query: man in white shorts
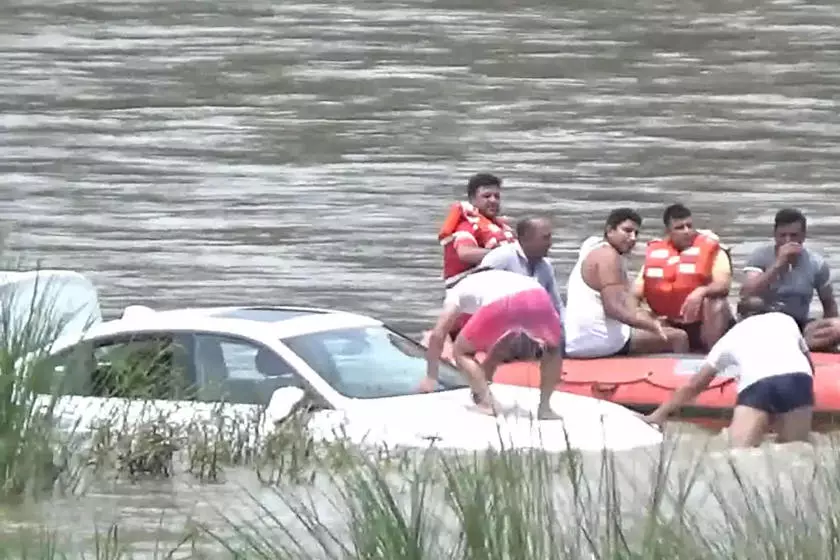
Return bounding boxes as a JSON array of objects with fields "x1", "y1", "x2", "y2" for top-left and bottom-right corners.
[
  {"x1": 420, "y1": 268, "x2": 564, "y2": 419},
  {"x1": 644, "y1": 296, "x2": 815, "y2": 447}
]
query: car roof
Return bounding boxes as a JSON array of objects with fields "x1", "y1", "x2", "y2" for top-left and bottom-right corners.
[{"x1": 72, "y1": 305, "x2": 385, "y2": 346}]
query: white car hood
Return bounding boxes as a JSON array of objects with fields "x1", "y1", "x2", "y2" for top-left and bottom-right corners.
[
  {"x1": 293, "y1": 384, "x2": 663, "y2": 454},
  {"x1": 37, "y1": 384, "x2": 662, "y2": 456}
]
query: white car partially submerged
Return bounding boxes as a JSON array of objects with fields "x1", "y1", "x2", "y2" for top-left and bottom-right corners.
[{"x1": 10, "y1": 271, "x2": 663, "y2": 454}]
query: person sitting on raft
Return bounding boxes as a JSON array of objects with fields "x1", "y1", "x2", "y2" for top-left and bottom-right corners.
[
  {"x1": 420, "y1": 268, "x2": 564, "y2": 420},
  {"x1": 437, "y1": 172, "x2": 516, "y2": 339},
  {"x1": 631, "y1": 203, "x2": 735, "y2": 352},
  {"x1": 438, "y1": 172, "x2": 516, "y2": 286},
  {"x1": 563, "y1": 208, "x2": 690, "y2": 358},
  {"x1": 740, "y1": 208, "x2": 840, "y2": 352},
  {"x1": 644, "y1": 296, "x2": 815, "y2": 448}
]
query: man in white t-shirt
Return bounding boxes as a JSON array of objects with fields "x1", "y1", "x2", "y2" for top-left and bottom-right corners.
[
  {"x1": 420, "y1": 268, "x2": 564, "y2": 419},
  {"x1": 644, "y1": 296, "x2": 815, "y2": 447}
]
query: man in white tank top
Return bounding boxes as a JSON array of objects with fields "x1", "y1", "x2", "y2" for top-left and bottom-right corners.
[
  {"x1": 420, "y1": 268, "x2": 564, "y2": 419},
  {"x1": 564, "y1": 208, "x2": 690, "y2": 358},
  {"x1": 644, "y1": 296, "x2": 815, "y2": 447}
]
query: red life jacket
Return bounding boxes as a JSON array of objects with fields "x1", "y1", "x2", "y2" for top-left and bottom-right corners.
[
  {"x1": 438, "y1": 201, "x2": 515, "y2": 280},
  {"x1": 642, "y1": 233, "x2": 720, "y2": 320}
]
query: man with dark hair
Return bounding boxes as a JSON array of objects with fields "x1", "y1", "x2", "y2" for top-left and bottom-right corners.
[
  {"x1": 438, "y1": 173, "x2": 516, "y2": 284},
  {"x1": 644, "y1": 295, "x2": 815, "y2": 448},
  {"x1": 564, "y1": 208, "x2": 689, "y2": 358},
  {"x1": 436, "y1": 173, "x2": 517, "y2": 340},
  {"x1": 632, "y1": 203, "x2": 734, "y2": 352},
  {"x1": 740, "y1": 208, "x2": 840, "y2": 350}
]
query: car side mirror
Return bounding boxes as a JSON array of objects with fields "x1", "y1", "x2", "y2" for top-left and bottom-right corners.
[{"x1": 265, "y1": 386, "x2": 306, "y2": 423}]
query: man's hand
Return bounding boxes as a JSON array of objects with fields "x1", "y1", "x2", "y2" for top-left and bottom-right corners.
[
  {"x1": 775, "y1": 242, "x2": 802, "y2": 268},
  {"x1": 680, "y1": 287, "x2": 707, "y2": 323},
  {"x1": 641, "y1": 411, "x2": 666, "y2": 429},
  {"x1": 640, "y1": 312, "x2": 668, "y2": 341}
]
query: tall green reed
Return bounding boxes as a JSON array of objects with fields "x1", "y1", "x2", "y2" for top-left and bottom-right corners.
[{"x1": 0, "y1": 266, "x2": 100, "y2": 501}]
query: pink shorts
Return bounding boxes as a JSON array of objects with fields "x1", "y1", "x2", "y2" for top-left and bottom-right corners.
[{"x1": 458, "y1": 288, "x2": 563, "y2": 352}]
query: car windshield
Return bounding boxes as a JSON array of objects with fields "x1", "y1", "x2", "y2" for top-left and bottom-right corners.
[{"x1": 281, "y1": 326, "x2": 469, "y2": 399}]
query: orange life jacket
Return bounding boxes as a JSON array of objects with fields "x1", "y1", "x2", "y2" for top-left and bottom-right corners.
[
  {"x1": 642, "y1": 233, "x2": 720, "y2": 320},
  {"x1": 438, "y1": 201, "x2": 515, "y2": 279}
]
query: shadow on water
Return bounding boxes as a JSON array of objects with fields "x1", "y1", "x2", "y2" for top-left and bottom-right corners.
[{"x1": 0, "y1": 0, "x2": 839, "y2": 552}]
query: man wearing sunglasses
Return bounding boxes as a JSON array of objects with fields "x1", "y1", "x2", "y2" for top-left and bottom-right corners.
[{"x1": 632, "y1": 203, "x2": 735, "y2": 352}]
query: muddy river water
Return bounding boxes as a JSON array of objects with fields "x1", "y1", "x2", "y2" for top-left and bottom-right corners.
[{"x1": 1, "y1": 0, "x2": 839, "y2": 554}]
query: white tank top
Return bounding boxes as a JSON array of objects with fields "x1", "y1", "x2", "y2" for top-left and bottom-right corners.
[{"x1": 564, "y1": 236, "x2": 632, "y2": 358}]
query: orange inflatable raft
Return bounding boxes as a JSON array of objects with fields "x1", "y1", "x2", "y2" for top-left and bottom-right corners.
[
  {"x1": 425, "y1": 332, "x2": 840, "y2": 431},
  {"x1": 492, "y1": 352, "x2": 840, "y2": 432}
]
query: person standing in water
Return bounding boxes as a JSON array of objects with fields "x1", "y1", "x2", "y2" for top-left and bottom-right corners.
[
  {"x1": 420, "y1": 268, "x2": 563, "y2": 419},
  {"x1": 644, "y1": 296, "x2": 815, "y2": 447}
]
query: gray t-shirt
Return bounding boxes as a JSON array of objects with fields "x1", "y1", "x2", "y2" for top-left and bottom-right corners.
[{"x1": 743, "y1": 242, "x2": 831, "y2": 325}]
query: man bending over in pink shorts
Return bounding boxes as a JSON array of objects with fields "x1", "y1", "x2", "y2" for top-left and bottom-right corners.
[{"x1": 420, "y1": 268, "x2": 563, "y2": 419}]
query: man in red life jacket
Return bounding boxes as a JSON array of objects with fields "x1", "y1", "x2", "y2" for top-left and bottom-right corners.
[
  {"x1": 632, "y1": 203, "x2": 735, "y2": 352},
  {"x1": 437, "y1": 173, "x2": 516, "y2": 337},
  {"x1": 439, "y1": 173, "x2": 516, "y2": 284}
]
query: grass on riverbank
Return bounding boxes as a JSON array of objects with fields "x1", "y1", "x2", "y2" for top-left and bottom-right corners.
[{"x1": 1, "y1": 433, "x2": 838, "y2": 559}]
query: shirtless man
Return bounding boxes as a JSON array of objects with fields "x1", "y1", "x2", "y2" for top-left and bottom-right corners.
[
  {"x1": 420, "y1": 268, "x2": 563, "y2": 419},
  {"x1": 564, "y1": 208, "x2": 689, "y2": 358},
  {"x1": 644, "y1": 296, "x2": 815, "y2": 447},
  {"x1": 740, "y1": 208, "x2": 840, "y2": 351}
]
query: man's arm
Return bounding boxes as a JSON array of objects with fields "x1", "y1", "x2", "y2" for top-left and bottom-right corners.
[
  {"x1": 543, "y1": 265, "x2": 565, "y2": 322},
  {"x1": 741, "y1": 247, "x2": 785, "y2": 298},
  {"x1": 595, "y1": 250, "x2": 660, "y2": 331},
  {"x1": 425, "y1": 304, "x2": 460, "y2": 383},
  {"x1": 799, "y1": 335, "x2": 816, "y2": 376},
  {"x1": 814, "y1": 259, "x2": 838, "y2": 318},
  {"x1": 646, "y1": 363, "x2": 718, "y2": 424},
  {"x1": 453, "y1": 224, "x2": 489, "y2": 266},
  {"x1": 631, "y1": 267, "x2": 646, "y2": 306},
  {"x1": 703, "y1": 250, "x2": 732, "y2": 298},
  {"x1": 479, "y1": 244, "x2": 512, "y2": 270}
]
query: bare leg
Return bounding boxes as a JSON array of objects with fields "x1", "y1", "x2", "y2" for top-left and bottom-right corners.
[
  {"x1": 537, "y1": 344, "x2": 563, "y2": 420},
  {"x1": 452, "y1": 334, "x2": 499, "y2": 415},
  {"x1": 700, "y1": 297, "x2": 733, "y2": 349},
  {"x1": 775, "y1": 406, "x2": 813, "y2": 444},
  {"x1": 480, "y1": 333, "x2": 518, "y2": 383},
  {"x1": 804, "y1": 319, "x2": 840, "y2": 352},
  {"x1": 628, "y1": 326, "x2": 690, "y2": 354},
  {"x1": 727, "y1": 405, "x2": 771, "y2": 448}
]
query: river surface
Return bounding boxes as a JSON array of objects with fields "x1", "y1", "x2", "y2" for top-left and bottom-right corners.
[{"x1": 1, "y1": 0, "x2": 840, "y2": 554}]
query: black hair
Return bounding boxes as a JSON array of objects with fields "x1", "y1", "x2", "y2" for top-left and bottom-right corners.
[
  {"x1": 605, "y1": 207, "x2": 642, "y2": 231},
  {"x1": 736, "y1": 296, "x2": 778, "y2": 319},
  {"x1": 663, "y1": 203, "x2": 691, "y2": 226},
  {"x1": 774, "y1": 208, "x2": 806, "y2": 231},
  {"x1": 466, "y1": 173, "x2": 501, "y2": 199}
]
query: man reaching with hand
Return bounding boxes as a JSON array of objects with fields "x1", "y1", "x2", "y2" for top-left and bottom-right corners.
[
  {"x1": 564, "y1": 208, "x2": 689, "y2": 358},
  {"x1": 740, "y1": 208, "x2": 840, "y2": 351},
  {"x1": 644, "y1": 296, "x2": 815, "y2": 448}
]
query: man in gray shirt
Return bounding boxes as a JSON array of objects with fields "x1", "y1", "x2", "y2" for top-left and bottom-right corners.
[
  {"x1": 480, "y1": 217, "x2": 565, "y2": 358},
  {"x1": 480, "y1": 217, "x2": 565, "y2": 319},
  {"x1": 740, "y1": 208, "x2": 840, "y2": 350}
]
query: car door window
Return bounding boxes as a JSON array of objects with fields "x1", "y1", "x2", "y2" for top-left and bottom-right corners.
[
  {"x1": 191, "y1": 333, "x2": 303, "y2": 405},
  {"x1": 38, "y1": 342, "x2": 96, "y2": 396},
  {"x1": 89, "y1": 334, "x2": 192, "y2": 400}
]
